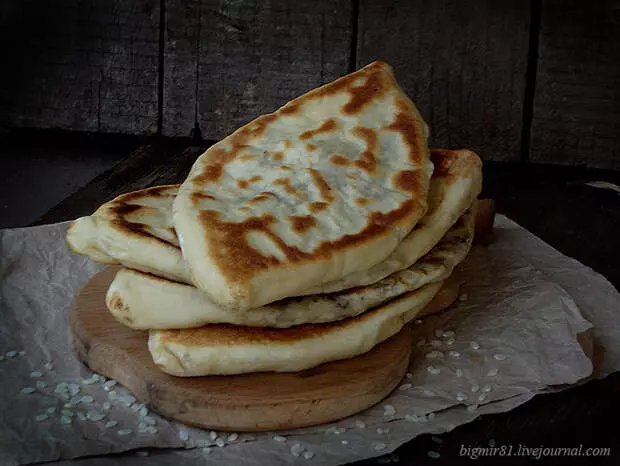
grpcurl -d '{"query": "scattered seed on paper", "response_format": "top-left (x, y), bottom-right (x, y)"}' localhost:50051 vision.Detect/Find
top-left (35, 414), bottom-right (49, 422)
top-left (87, 411), bottom-right (105, 421)
top-left (445, 338), bottom-right (455, 346)
top-left (303, 451), bottom-right (315, 460)
top-left (341, 440), bottom-right (349, 445)
top-left (470, 341), bottom-right (480, 350)
top-left (20, 387), bottom-right (36, 394)
top-left (405, 373), bottom-right (413, 379)
top-left (482, 384), bottom-right (492, 393)
top-left (355, 420), bottom-right (366, 429)
top-left (432, 436), bottom-right (444, 444)
top-left (209, 431), bottom-right (218, 441)
top-left (273, 435), bottom-right (287, 442)
top-left (228, 433), bottom-right (239, 442)
top-left (216, 438), bottom-right (226, 448)
top-left (373, 443), bottom-right (387, 451)
top-left (19, 351), bottom-right (25, 356)
top-left (383, 404), bottom-right (396, 416)
top-left (434, 329), bottom-right (443, 338)
top-left (427, 366), bottom-right (441, 375)
top-left (448, 351), bottom-right (460, 358)
top-left (6, 350), bottom-right (17, 358)
top-left (44, 362), bottom-right (54, 371)
top-left (471, 384), bottom-right (480, 393)
top-left (425, 351), bottom-right (443, 360)
top-left (30, 371), bottom-right (42, 378)
top-left (291, 443), bottom-right (304, 457)
top-left (423, 389), bottom-right (435, 396)
top-left (428, 412), bottom-right (436, 420)
top-left (334, 427), bottom-right (346, 435)
top-left (399, 383), bottom-right (412, 390)
top-left (36, 381), bottom-right (47, 389)
top-left (442, 331), bottom-right (455, 338)
top-left (430, 340), bottom-right (442, 348)
top-left (455, 369), bottom-right (463, 377)
top-left (466, 405), bottom-right (478, 413)
top-left (105, 420), bottom-right (118, 428)
top-left (493, 354), bottom-right (507, 361)
top-left (60, 416), bottom-right (72, 425)
top-left (488, 368), bottom-right (499, 377)
top-left (428, 450), bottom-right (441, 458)
top-left (456, 392), bottom-right (468, 402)
top-left (179, 430), bottom-right (189, 441)
top-left (117, 429), bottom-right (132, 436)
top-left (478, 394), bottom-right (487, 403)
top-left (47, 407), bottom-right (56, 414)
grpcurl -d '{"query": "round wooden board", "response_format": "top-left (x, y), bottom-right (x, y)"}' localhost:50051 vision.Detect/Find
top-left (70, 267), bottom-right (422, 432)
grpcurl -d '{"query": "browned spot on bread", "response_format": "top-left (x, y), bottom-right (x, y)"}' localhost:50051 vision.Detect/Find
top-left (247, 192), bottom-right (277, 204)
top-left (329, 154), bottom-right (352, 166)
top-left (393, 170), bottom-right (423, 196)
top-left (239, 207), bottom-right (251, 213)
top-left (108, 292), bottom-right (128, 313)
top-left (237, 179), bottom-right (249, 189)
top-left (191, 192), bottom-right (217, 205)
top-left (273, 152), bottom-right (284, 161)
top-left (308, 169), bottom-right (334, 204)
top-left (309, 202), bottom-right (329, 213)
top-left (280, 165), bottom-right (292, 171)
top-left (386, 99), bottom-right (428, 169)
top-left (352, 126), bottom-right (378, 173)
top-left (289, 215), bottom-right (317, 234)
top-left (249, 175), bottom-right (263, 183)
top-left (430, 149), bottom-right (482, 183)
top-left (300, 119), bottom-right (338, 140)
top-left (306, 144), bottom-right (318, 152)
top-left (284, 140), bottom-right (293, 149)
top-left (355, 197), bottom-right (372, 207)
top-left (239, 154), bottom-right (254, 161)
top-left (273, 178), bottom-right (305, 199)
top-left (342, 70), bottom-right (387, 115)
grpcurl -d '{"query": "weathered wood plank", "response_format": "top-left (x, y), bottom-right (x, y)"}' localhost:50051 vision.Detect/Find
top-left (195, 0), bottom-right (352, 139)
top-left (0, 0), bottom-right (159, 135)
top-left (530, 0), bottom-right (620, 169)
top-left (356, 0), bottom-right (531, 162)
top-left (162, 0), bottom-right (201, 137)
top-left (32, 143), bottom-right (206, 225)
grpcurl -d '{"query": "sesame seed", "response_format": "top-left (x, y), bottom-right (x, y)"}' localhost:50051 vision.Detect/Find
top-left (373, 442), bottom-right (387, 451)
top-left (291, 443), bottom-right (304, 456)
top-left (434, 329), bottom-right (443, 338)
top-left (455, 369), bottom-right (463, 377)
top-left (448, 351), bottom-right (461, 358)
top-left (227, 433), bottom-right (239, 442)
top-left (466, 405), bottom-right (478, 413)
top-left (470, 341), bottom-right (480, 350)
top-left (87, 411), bottom-right (105, 421)
top-left (459, 293), bottom-right (468, 302)
top-left (303, 451), bottom-right (315, 460)
top-left (427, 366), bottom-right (441, 375)
top-left (415, 319), bottom-right (423, 324)
top-left (44, 362), bottom-right (54, 371)
top-left (18, 351), bottom-right (25, 356)
top-left (60, 416), bottom-right (72, 425)
top-left (6, 350), bottom-right (17, 358)
top-left (102, 402), bottom-right (111, 411)
top-left (30, 371), bottom-right (43, 378)
top-left (35, 414), bottom-right (49, 422)
top-left (77, 412), bottom-right (87, 421)
top-left (428, 412), bottom-right (436, 420)
top-left (68, 384), bottom-right (80, 396)
top-left (493, 354), bottom-right (507, 361)
top-left (428, 450), bottom-right (441, 458)
top-left (143, 416), bottom-right (156, 426)
top-left (405, 372), bottom-right (413, 379)
top-left (383, 404), bottom-right (396, 416)
top-left (104, 380), bottom-right (118, 389)
top-left (442, 331), bottom-right (455, 338)
top-left (423, 389), bottom-right (435, 396)
top-left (445, 338), bottom-right (455, 346)
top-left (478, 394), bottom-right (487, 403)
top-left (430, 340), bottom-right (442, 348)
top-left (117, 429), bottom-right (132, 436)
top-left (482, 384), bottom-right (492, 393)
top-left (80, 395), bottom-right (94, 404)
top-left (47, 407), bottom-right (56, 414)
top-left (139, 406), bottom-right (148, 417)
top-left (61, 409), bottom-right (74, 417)
top-left (137, 451), bottom-right (149, 457)
top-left (179, 430), bottom-right (189, 441)
top-left (488, 368), bottom-right (499, 377)
top-left (355, 420), bottom-right (366, 428)
top-left (341, 440), bottom-right (349, 445)
top-left (36, 381), bottom-right (48, 389)
top-left (405, 414), bottom-right (419, 422)
top-left (456, 392), bottom-right (468, 402)
top-left (399, 383), bottom-right (412, 390)
top-left (209, 431), bottom-right (218, 441)
top-left (425, 351), bottom-right (443, 360)
top-left (471, 384), bottom-right (480, 393)
top-left (431, 436), bottom-right (444, 444)
top-left (273, 435), bottom-right (287, 442)
top-left (105, 420), bottom-right (118, 428)
top-left (20, 387), bottom-right (36, 394)
top-left (146, 427), bottom-right (158, 434)
top-left (334, 427), bottom-right (346, 435)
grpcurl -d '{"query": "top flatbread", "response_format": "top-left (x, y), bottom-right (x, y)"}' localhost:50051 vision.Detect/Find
top-left (173, 61), bottom-right (432, 311)
top-left (66, 185), bottom-right (193, 284)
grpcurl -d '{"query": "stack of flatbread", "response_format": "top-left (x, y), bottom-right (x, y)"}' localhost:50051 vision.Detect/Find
top-left (66, 61), bottom-right (483, 377)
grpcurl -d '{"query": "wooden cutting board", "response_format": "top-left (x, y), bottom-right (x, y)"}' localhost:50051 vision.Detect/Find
top-left (70, 267), bottom-right (460, 432)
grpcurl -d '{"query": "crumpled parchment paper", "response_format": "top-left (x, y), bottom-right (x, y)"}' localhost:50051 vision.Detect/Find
top-left (1, 214), bottom-right (619, 466)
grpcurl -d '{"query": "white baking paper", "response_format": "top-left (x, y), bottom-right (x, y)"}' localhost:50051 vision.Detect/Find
top-left (1, 215), bottom-right (618, 466)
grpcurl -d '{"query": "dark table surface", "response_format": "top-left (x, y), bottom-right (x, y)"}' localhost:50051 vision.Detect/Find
top-left (25, 142), bottom-right (620, 465)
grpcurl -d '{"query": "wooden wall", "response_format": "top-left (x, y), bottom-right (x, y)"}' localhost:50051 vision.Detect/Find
top-left (1, 0), bottom-right (618, 169)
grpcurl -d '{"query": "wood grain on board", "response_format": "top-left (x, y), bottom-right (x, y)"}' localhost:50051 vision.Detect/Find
top-left (530, 0), bottom-right (620, 169)
top-left (356, 0), bottom-right (532, 162)
top-left (193, 0), bottom-right (353, 139)
top-left (0, 0), bottom-right (160, 135)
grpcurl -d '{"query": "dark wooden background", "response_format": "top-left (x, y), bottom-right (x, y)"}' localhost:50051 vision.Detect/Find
top-left (1, 0), bottom-right (619, 169)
